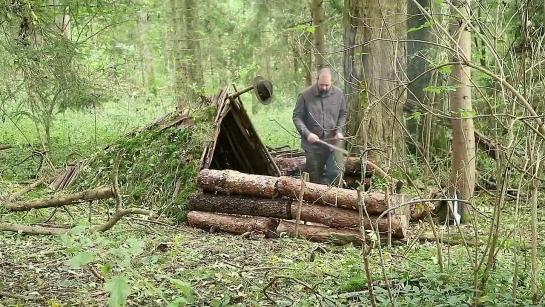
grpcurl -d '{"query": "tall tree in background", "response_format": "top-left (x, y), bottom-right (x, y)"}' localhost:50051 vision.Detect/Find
top-left (449, 0), bottom-right (475, 219)
top-left (406, 0), bottom-right (432, 152)
top-left (138, 10), bottom-right (156, 93)
top-left (310, 0), bottom-right (327, 70)
top-left (344, 1), bottom-right (407, 163)
top-left (170, 0), bottom-right (203, 109)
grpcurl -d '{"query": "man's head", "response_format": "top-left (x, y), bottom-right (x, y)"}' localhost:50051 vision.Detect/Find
top-left (317, 68), bottom-right (332, 96)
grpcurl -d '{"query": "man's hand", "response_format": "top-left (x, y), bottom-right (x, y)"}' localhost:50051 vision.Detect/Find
top-left (307, 133), bottom-right (320, 144)
top-left (334, 132), bottom-right (344, 140)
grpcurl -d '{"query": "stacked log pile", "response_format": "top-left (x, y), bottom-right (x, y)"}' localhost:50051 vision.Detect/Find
top-left (187, 169), bottom-right (411, 245)
top-left (272, 154), bottom-right (374, 189)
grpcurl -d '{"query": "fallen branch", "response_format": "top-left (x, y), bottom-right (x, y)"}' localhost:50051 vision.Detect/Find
top-left (0, 290), bottom-right (42, 302)
top-left (0, 223), bottom-right (68, 235)
top-left (0, 144), bottom-right (13, 151)
top-left (0, 208), bottom-right (154, 235)
top-left (91, 208), bottom-right (153, 232)
top-left (3, 177), bottom-right (48, 203)
top-left (5, 186), bottom-right (116, 211)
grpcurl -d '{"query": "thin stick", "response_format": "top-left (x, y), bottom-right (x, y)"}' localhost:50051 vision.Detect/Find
top-left (294, 172), bottom-right (308, 237)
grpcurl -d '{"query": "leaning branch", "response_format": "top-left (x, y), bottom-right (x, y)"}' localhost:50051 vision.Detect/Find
top-left (5, 187), bottom-right (115, 211)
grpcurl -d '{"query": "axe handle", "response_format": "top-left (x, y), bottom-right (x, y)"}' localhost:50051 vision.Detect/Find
top-left (315, 139), bottom-right (349, 156)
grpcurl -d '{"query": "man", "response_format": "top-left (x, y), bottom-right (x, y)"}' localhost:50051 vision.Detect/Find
top-left (293, 68), bottom-right (347, 184)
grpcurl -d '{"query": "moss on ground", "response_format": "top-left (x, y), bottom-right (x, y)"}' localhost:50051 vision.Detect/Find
top-left (72, 110), bottom-right (214, 221)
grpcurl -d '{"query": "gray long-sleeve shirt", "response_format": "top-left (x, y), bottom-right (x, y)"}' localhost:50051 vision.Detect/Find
top-left (293, 84), bottom-right (347, 151)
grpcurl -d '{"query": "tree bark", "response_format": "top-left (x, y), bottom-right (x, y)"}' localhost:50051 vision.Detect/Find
top-left (197, 169), bottom-right (279, 198)
top-left (277, 176), bottom-right (387, 213)
top-left (310, 0), bottom-right (327, 70)
top-left (5, 187), bottom-right (116, 211)
top-left (277, 220), bottom-right (363, 245)
top-left (187, 211), bottom-right (279, 235)
top-left (188, 193), bottom-right (292, 219)
top-left (449, 0), bottom-right (475, 220)
top-left (293, 203), bottom-right (407, 238)
top-left (344, 0), bottom-right (407, 163)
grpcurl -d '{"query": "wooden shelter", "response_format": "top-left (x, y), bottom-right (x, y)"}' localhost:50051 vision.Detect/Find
top-left (200, 88), bottom-right (280, 176)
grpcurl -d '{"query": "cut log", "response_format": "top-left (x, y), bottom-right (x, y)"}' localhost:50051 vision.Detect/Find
top-left (293, 204), bottom-right (407, 238)
top-left (49, 165), bottom-right (80, 191)
top-left (188, 193), bottom-right (292, 219)
top-left (187, 211), bottom-right (279, 236)
top-left (343, 176), bottom-right (371, 189)
top-left (277, 176), bottom-right (387, 213)
top-left (5, 187), bottom-right (116, 212)
top-left (197, 169), bottom-right (279, 198)
top-left (273, 156), bottom-right (374, 176)
top-left (277, 220), bottom-right (363, 245)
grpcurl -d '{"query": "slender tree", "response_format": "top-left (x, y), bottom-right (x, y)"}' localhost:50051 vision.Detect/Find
top-left (138, 9), bottom-right (156, 92)
top-left (170, 0), bottom-right (203, 109)
top-left (310, 0), bottom-right (327, 70)
top-left (449, 0), bottom-right (475, 220)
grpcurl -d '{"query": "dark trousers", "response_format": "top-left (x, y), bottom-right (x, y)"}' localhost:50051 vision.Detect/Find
top-left (305, 146), bottom-right (344, 185)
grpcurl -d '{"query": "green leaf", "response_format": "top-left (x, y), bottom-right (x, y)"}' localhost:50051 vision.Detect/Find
top-left (125, 238), bottom-right (145, 256)
top-left (105, 276), bottom-right (130, 307)
top-left (169, 279), bottom-right (195, 304)
top-left (423, 85), bottom-right (457, 94)
top-left (439, 65), bottom-right (452, 74)
top-left (460, 109), bottom-right (477, 118)
top-left (69, 251), bottom-right (95, 268)
top-left (407, 111), bottom-right (423, 121)
top-left (407, 20), bottom-right (434, 33)
top-left (101, 262), bottom-right (113, 277)
top-left (306, 25), bottom-right (316, 33)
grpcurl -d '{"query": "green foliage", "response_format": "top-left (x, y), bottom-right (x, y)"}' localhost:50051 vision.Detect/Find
top-left (105, 276), bottom-right (131, 307)
top-left (73, 111), bottom-right (212, 220)
top-left (69, 251), bottom-right (96, 268)
top-left (168, 279), bottom-right (196, 306)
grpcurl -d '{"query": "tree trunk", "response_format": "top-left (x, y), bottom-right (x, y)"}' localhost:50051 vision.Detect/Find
top-left (188, 193), bottom-right (292, 219)
top-left (170, 0), bottom-right (186, 108)
top-left (344, 0), bottom-right (407, 163)
top-left (138, 10), bottom-right (155, 92)
top-left (277, 176), bottom-right (387, 213)
top-left (277, 220), bottom-right (363, 245)
top-left (406, 0), bottom-right (432, 152)
top-left (187, 211), bottom-right (279, 235)
top-left (310, 0), bottom-right (327, 70)
top-left (5, 187), bottom-right (116, 211)
top-left (293, 204), bottom-right (407, 238)
top-left (197, 169), bottom-right (279, 198)
top-left (449, 0), bottom-right (475, 221)
top-left (304, 30), bottom-right (313, 86)
top-left (184, 0), bottom-right (203, 93)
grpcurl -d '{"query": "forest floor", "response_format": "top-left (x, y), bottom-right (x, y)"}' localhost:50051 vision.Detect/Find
top-left (1, 101), bottom-right (544, 306)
